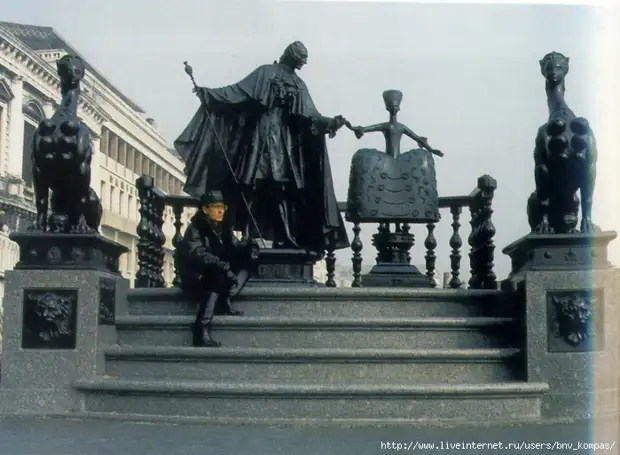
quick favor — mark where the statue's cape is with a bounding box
[174,63,349,251]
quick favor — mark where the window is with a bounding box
[101,128,109,155]
[126,146,135,173]
[110,133,118,162]
[118,139,127,167]
[134,151,142,176]
[22,121,37,186]
[100,180,108,210]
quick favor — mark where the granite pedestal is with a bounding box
[502,231,619,420]
[0,233,128,416]
[245,248,322,287]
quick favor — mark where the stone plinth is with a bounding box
[502,231,619,420]
[0,233,129,416]
[502,231,616,278]
[246,248,322,287]
[362,263,431,288]
[10,232,128,275]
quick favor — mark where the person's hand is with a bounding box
[220,261,231,272]
[226,270,238,286]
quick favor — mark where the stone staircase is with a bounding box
[74,287,549,424]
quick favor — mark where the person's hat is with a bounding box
[200,190,225,206]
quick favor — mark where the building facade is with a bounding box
[0,21,189,310]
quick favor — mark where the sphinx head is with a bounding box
[540,52,569,86]
[57,54,85,89]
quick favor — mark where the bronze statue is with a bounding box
[527,52,597,234]
[30,54,102,233]
[346,90,442,223]
[176,190,256,347]
[175,41,350,252]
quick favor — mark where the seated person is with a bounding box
[176,190,254,347]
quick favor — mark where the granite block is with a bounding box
[0,269,128,415]
[516,268,620,419]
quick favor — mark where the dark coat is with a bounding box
[176,210,246,291]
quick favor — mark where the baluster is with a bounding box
[424,223,437,287]
[171,202,185,288]
[153,195,166,287]
[402,223,412,263]
[468,193,481,289]
[448,205,463,288]
[325,245,336,287]
[145,192,157,286]
[351,222,363,287]
[476,175,498,289]
[135,175,153,288]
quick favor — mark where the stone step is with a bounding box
[115,315,516,349]
[126,287,504,318]
[74,378,549,423]
[104,346,522,384]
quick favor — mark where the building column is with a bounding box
[0,105,8,176]
[90,135,102,195]
[7,76,24,180]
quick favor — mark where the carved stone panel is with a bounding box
[99,278,116,325]
[546,289,604,353]
[22,289,78,349]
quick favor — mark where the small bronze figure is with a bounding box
[527,52,597,234]
[346,90,442,223]
[351,90,443,158]
[30,54,102,233]
[175,41,349,252]
[176,190,255,347]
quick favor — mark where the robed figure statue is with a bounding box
[174,41,350,253]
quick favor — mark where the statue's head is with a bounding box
[279,41,308,70]
[383,90,403,114]
[540,52,569,85]
[57,54,85,88]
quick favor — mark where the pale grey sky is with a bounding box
[4,0,620,279]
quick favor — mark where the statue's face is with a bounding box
[294,52,307,70]
[203,203,226,223]
[385,103,400,115]
[543,60,566,85]
[59,60,84,87]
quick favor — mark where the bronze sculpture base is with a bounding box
[245,248,323,287]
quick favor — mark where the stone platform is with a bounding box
[1,415,617,455]
[66,286,552,424]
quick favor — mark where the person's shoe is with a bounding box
[192,322,222,347]
[223,298,243,316]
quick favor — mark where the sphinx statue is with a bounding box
[30,54,102,233]
[527,52,597,234]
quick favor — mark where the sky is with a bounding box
[3,0,620,280]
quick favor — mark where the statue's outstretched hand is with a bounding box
[353,127,364,139]
[327,115,347,138]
